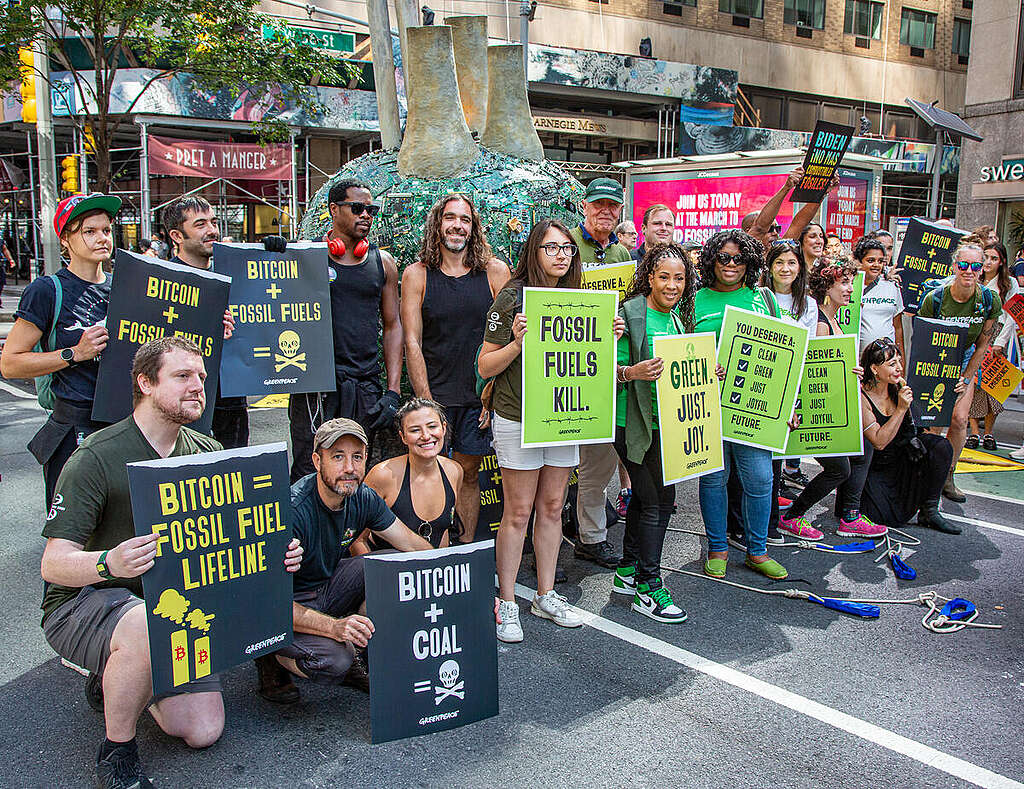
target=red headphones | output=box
[323,232,369,259]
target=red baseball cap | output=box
[54,192,121,237]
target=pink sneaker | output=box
[837,513,887,538]
[778,516,824,541]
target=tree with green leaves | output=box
[2,0,357,192]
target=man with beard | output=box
[272,418,432,688]
[288,180,403,481]
[38,336,304,789]
[401,194,508,542]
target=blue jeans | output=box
[699,441,773,556]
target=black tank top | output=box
[374,459,456,549]
[421,266,493,406]
[865,394,915,467]
[329,246,385,381]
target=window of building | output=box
[788,99,818,131]
[663,0,696,14]
[719,0,764,18]
[843,0,884,39]
[900,8,936,49]
[749,93,784,128]
[952,17,971,62]
[784,0,825,28]
[822,104,852,125]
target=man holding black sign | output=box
[38,337,302,789]
[288,181,403,480]
[273,418,432,688]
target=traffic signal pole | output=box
[31,31,60,274]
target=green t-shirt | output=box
[569,224,632,267]
[693,286,775,341]
[918,285,1002,348]
[617,305,675,428]
[41,416,222,623]
[483,284,525,422]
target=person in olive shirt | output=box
[568,177,632,569]
[39,336,303,789]
[612,244,700,623]
[272,418,432,688]
[917,241,1002,503]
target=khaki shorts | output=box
[42,585,221,698]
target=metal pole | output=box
[520,0,530,75]
[289,132,299,236]
[304,136,310,215]
[139,122,152,239]
[25,129,39,280]
[929,129,942,219]
[31,29,60,274]
[365,0,402,148]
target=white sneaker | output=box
[530,591,583,628]
[1011,446,1024,461]
[496,599,523,643]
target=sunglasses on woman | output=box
[715,252,746,266]
[955,260,984,272]
[333,201,381,217]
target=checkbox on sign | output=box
[730,392,741,405]
[795,398,803,410]
[741,343,753,356]
[734,376,745,388]
[737,360,749,372]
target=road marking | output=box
[942,512,1024,538]
[514,582,1023,789]
[956,488,1024,507]
[0,379,36,400]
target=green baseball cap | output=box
[584,177,623,204]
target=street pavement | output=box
[0,378,1022,789]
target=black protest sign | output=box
[364,541,498,743]
[906,316,968,428]
[896,218,965,312]
[93,250,229,433]
[214,243,334,397]
[127,443,293,697]
[790,121,854,203]
[473,453,578,541]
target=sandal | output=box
[965,434,980,450]
[744,556,788,580]
[982,435,997,451]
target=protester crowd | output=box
[0,170,1017,789]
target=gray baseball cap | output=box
[313,418,368,451]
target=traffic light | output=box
[61,155,79,192]
[18,47,36,124]
[83,125,97,155]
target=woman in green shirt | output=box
[693,230,788,581]
[612,243,697,623]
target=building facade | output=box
[956,0,1024,259]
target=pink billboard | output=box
[630,171,797,246]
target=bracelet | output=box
[616,365,629,383]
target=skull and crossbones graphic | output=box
[434,659,465,705]
[926,382,945,412]
[275,330,307,372]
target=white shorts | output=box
[491,414,580,471]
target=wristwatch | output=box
[60,348,78,367]
[96,550,114,580]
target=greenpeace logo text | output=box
[245,632,287,655]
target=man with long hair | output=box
[402,194,509,542]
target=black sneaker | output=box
[255,654,300,704]
[982,435,998,451]
[965,434,980,450]
[96,742,152,789]
[343,654,370,693]
[767,522,784,545]
[727,531,747,552]
[633,579,688,623]
[554,562,568,584]
[782,468,810,489]
[573,540,622,568]
[85,672,104,712]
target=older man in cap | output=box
[267,418,432,694]
[566,178,631,570]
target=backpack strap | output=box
[758,286,779,319]
[44,274,62,352]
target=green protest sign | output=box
[835,270,864,335]
[521,287,618,447]
[654,333,724,483]
[717,306,809,453]
[779,335,863,458]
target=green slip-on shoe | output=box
[744,556,788,580]
[703,558,727,578]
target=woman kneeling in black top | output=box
[858,339,956,533]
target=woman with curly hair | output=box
[693,229,788,580]
[611,243,700,622]
[966,241,1020,451]
[780,261,887,540]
